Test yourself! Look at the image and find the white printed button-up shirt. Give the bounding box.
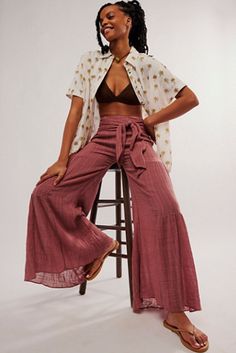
[66,45,186,173]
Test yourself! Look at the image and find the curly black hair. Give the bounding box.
[95,0,148,54]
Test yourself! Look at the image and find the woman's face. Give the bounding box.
[99,5,132,42]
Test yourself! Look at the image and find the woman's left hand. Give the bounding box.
[143,116,156,142]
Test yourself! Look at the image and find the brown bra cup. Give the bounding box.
[95,77,140,105]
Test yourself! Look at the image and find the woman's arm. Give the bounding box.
[36,95,84,186]
[144,86,199,129]
[57,95,84,164]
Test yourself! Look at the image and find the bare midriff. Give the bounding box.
[98,101,143,117]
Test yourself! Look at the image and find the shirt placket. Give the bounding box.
[123,61,144,106]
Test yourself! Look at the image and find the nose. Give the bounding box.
[101,22,109,32]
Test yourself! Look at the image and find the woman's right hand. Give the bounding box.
[36,160,68,186]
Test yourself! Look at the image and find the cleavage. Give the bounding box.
[105,80,131,98]
[104,64,131,97]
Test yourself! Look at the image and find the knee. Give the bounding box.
[31,176,56,198]
[162,195,181,214]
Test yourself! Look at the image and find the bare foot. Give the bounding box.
[166,311,208,350]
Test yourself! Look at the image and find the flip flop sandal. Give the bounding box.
[84,240,120,281]
[163,319,209,352]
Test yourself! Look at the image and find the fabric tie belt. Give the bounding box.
[115,120,150,177]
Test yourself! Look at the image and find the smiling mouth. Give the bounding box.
[103,27,114,35]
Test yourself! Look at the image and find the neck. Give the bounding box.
[109,41,131,58]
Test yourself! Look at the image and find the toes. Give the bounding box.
[202,334,208,345]
[195,334,208,347]
[184,331,206,349]
[198,332,208,346]
[193,328,208,347]
[182,332,201,349]
[189,336,201,348]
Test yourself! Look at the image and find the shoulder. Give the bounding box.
[142,53,165,68]
[76,49,102,68]
[134,52,165,72]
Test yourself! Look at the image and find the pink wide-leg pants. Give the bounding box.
[24,114,202,313]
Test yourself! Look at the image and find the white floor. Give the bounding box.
[1,232,235,353]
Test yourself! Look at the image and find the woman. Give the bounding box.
[24,1,209,351]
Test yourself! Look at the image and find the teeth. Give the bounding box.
[104,27,113,34]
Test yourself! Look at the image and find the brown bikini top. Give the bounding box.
[95,76,140,105]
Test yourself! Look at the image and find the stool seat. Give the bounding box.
[107,162,120,170]
[78,163,134,307]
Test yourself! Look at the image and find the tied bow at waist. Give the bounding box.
[115,120,150,177]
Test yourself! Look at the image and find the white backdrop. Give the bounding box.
[0,1,235,352]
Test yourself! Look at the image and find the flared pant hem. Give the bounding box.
[132,297,202,314]
[24,265,87,288]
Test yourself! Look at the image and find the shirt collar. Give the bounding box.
[99,45,139,67]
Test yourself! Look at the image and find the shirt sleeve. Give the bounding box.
[152,58,187,103]
[66,53,87,100]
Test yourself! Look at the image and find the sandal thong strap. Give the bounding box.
[175,324,196,336]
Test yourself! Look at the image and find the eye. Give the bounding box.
[99,12,114,27]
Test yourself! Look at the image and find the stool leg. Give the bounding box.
[121,167,133,308]
[79,181,102,295]
[115,170,122,278]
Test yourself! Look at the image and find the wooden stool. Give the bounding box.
[78,162,134,307]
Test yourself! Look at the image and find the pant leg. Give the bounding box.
[120,135,202,314]
[24,138,116,288]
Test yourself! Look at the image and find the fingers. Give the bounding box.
[145,127,155,142]
[53,174,64,185]
[35,174,54,186]
[36,168,55,186]
[53,168,68,185]
[144,124,155,140]
[35,162,68,187]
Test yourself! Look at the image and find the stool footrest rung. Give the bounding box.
[97,198,125,203]
[96,224,127,231]
[96,200,133,207]
[109,253,128,259]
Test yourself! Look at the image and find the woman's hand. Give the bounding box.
[36,160,68,186]
[143,116,156,142]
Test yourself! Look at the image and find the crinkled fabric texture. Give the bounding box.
[24,115,201,313]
